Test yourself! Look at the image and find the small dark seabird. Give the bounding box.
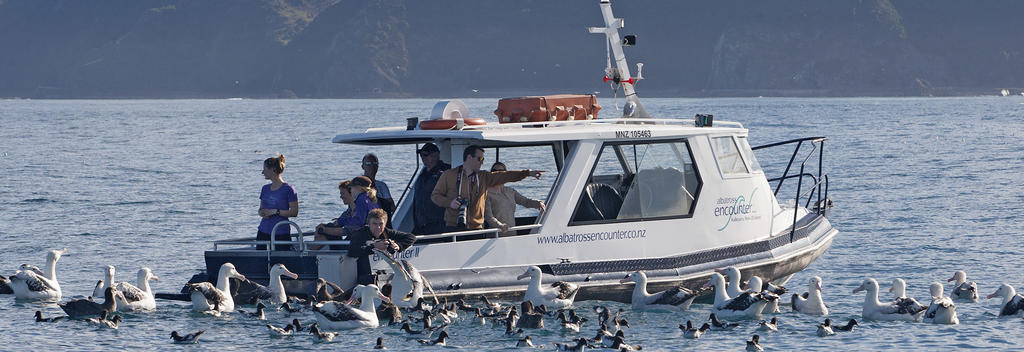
[417,330,449,346]
[239,302,266,320]
[832,318,859,332]
[170,330,204,344]
[746,334,763,351]
[516,335,535,347]
[34,310,66,323]
[709,313,740,330]
[552,337,588,351]
[374,336,387,349]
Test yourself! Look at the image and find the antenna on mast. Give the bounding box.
[588,0,648,118]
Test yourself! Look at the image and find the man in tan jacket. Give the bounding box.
[431,145,543,232]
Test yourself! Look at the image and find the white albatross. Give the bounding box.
[705,272,775,319]
[313,284,390,329]
[791,276,829,315]
[113,267,158,311]
[889,278,928,314]
[852,278,926,321]
[373,249,439,308]
[986,283,1024,317]
[92,265,115,299]
[187,262,246,312]
[716,267,746,298]
[10,248,67,301]
[619,271,701,311]
[924,282,958,324]
[517,266,579,309]
[947,270,979,302]
[746,276,784,313]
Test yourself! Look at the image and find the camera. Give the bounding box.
[456,197,469,226]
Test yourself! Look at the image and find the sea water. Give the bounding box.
[1,97,1022,350]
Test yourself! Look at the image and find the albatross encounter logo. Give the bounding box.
[715,188,759,231]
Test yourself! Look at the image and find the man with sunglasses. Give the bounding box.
[362,153,395,227]
[431,145,543,232]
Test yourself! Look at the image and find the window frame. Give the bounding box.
[568,138,703,226]
[711,135,753,179]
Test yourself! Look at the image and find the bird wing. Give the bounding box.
[953,282,978,299]
[1001,295,1024,316]
[59,298,105,317]
[315,302,371,322]
[14,270,54,292]
[113,282,146,302]
[372,249,411,280]
[188,282,225,305]
[764,282,787,295]
[892,297,927,315]
[720,292,763,311]
[232,278,272,301]
[649,286,696,306]
[550,281,580,300]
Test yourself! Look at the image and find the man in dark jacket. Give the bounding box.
[412,143,450,234]
[346,208,416,285]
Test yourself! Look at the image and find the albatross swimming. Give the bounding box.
[517,266,579,309]
[113,267,158,311]
[187,262,246,312]
[313,284,390,329]
[852,278,926,321]
[620,271,701,311]
[10,248,67,301]
[791,276,829,316]
[924,282,959,324]
[986,283,1024,317]
[947,270,979,302]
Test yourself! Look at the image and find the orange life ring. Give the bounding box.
[418,118,487,130]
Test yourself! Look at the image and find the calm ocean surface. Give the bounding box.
[1,97,1022,351]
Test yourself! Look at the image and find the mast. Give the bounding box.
[588,0,649,118]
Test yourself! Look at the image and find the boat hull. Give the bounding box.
[197,212,836,304]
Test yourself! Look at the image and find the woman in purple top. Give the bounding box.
[336,176,380,228]
[257,155,299,250]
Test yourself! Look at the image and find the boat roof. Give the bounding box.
[333,118,746,146]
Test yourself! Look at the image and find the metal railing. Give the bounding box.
[212,223,544,252]
[752,136,829,241]
[461,118,745,130]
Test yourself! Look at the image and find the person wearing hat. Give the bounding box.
[336,175,380,228]
[412,143,450,234]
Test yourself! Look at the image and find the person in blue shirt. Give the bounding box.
[338,175,380,227]
[257,155,299,250]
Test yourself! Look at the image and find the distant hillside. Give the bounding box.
[0,0,1021,98]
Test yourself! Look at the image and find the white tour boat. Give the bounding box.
[184,0,838,303]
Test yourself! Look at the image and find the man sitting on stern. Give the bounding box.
[346,208,416,285]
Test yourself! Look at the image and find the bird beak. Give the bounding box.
[378,291,391,303]
[852,285,864,294]
[816,282,823,292]
[285,270,298,279]
[946,276,955,282]
[234,273,247,281]
[713,268,725,274]
[619,275,631,284]
[702,280,711,288]
[151,275,160,282]
[986,292,998,299]
[516,272,529,280]
[888,286,894,293]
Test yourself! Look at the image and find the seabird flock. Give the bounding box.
[5,249,1023,349]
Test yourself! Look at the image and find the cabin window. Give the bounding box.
[735,136,763,173]
[711,136,749,175]
[570,139,701,224]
